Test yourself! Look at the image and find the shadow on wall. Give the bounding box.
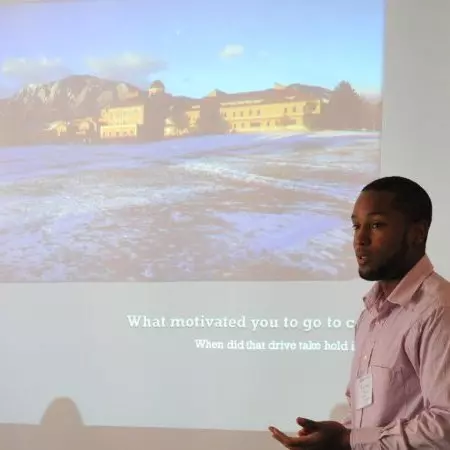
[0,398,347,450]
[329,402,350,422]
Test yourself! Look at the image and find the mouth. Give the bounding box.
[356,254,370,265]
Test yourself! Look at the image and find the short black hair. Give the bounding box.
[361,176,432,228]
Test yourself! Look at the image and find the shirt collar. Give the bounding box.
[363,254,434,310]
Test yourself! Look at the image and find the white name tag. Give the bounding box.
[355,373,373,410]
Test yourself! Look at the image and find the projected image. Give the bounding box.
[0,0,383,282]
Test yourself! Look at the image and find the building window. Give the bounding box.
[241,123,245,128]
[249,109,252,116]
[284,107,288,113]
[240,111,244,117]
[292,106,297,113]
[256,110,261,116]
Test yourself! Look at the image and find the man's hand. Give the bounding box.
[269,417,351,450]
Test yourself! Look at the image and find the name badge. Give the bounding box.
[355,373,373,410]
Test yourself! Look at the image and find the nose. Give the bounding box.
[354,226,371,246]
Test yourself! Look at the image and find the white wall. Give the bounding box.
[382,0,450,277]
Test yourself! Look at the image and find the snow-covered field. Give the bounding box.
[0,132,380,281]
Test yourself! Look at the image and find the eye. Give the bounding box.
[371,222,385,229]
[351,224,359,230]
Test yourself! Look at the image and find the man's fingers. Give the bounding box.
[296,417,318,430]
[269,427,302,446]
[269,427,291,446]
[269,426,316,448]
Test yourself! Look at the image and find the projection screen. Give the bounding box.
[10,0,448,449]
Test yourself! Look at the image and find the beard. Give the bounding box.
[358,232,410,281]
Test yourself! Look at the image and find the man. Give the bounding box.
[269,176,450,449]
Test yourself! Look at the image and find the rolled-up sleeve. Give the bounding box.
[350,305,450,450]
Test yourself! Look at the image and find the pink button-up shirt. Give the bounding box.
[345,255,450,449]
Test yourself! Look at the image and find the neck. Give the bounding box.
[379,251,425,298]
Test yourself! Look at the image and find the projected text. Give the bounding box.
[127,314,356,352]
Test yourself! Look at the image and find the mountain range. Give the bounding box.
[0,75,144,125]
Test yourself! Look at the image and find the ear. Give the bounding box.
[411,220,428,245]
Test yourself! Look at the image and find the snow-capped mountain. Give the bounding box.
[1,75,144,123]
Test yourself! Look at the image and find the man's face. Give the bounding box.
[351,190,417,281]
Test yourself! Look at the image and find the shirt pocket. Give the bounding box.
[364,365,406,427]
